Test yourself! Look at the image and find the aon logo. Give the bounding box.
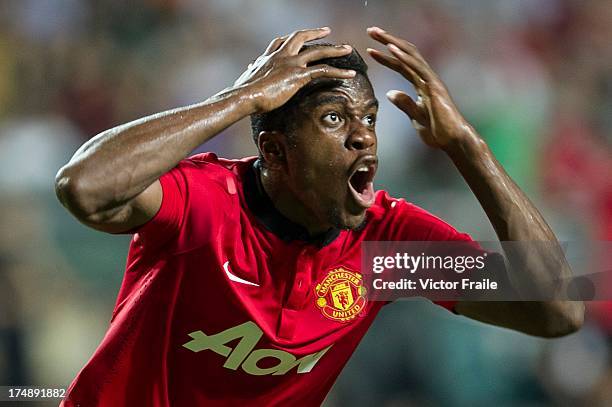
[182,321,332,376]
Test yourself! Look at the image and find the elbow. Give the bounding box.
[54,165,105,218]
[538,301,584,338]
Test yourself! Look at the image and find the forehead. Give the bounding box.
[300,75,377,110]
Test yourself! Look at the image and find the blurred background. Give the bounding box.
[0,0,611,406]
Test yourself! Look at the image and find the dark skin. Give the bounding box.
[56,27,583,337]
[260,74,379,235]
[55,27,357,233]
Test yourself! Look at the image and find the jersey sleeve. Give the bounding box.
[380,193,485,313]
[130,153,230,250]
[134,166,187,241]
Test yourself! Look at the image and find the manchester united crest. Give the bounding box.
[315,267,367,322]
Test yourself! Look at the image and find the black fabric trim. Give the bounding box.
[243,160,340,247]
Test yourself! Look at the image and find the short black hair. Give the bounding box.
[250,43,370,145]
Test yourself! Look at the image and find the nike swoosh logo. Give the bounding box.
[223,261,260,287]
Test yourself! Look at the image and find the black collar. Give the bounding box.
[243,160,341,247]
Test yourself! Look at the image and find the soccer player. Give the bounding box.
[55,27,584,406]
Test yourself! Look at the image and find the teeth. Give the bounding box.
[356,167,369,172]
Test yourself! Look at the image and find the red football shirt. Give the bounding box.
[61,154,472,407]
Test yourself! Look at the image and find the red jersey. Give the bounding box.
[61,154,471,407]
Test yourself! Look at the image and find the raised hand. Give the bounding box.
[234,27,357,114]
[366,26,474,150]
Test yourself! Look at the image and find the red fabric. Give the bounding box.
[61,154,476,407]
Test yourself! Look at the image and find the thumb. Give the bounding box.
[386,90,424,124]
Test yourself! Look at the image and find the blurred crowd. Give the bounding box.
[0,0,611,406]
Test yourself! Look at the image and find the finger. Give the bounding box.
[367,48,423,86]
[303,64,357,81]
[387,43,434,82]
[280,27,331,55]
[367,26,429,65]
[386,90,427,125]
[264,35,289,55]
[297,44,352,66]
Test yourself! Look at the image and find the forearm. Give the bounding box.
[56,87,255,216]
[446,131,557,239]
[446,130,584,336]
[365,26,583,336]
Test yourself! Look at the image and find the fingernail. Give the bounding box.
[348,70,356,76]
[321,26,330,30]
[366,47,375,53]
[386,90,400,98]
[342,44,352,50]
[368,26,384,32]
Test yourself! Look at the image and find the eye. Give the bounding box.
[322,112,343,126]
[362,115,376,127]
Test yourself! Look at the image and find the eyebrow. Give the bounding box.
[313,95,379,111]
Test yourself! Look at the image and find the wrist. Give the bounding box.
[238,83,265,115]
[228,81,270,115]
[207,84,261,116]
[443,126,487,160]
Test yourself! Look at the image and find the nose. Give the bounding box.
[346,123,376,151]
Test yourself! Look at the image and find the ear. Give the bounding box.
[258,131,287,170]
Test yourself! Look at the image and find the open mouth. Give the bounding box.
[348,157,377,209]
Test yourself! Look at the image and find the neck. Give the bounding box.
[258,165,332,237]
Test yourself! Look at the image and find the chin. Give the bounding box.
[332,210,367,231]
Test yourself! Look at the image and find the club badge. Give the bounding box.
[315,267,367,322]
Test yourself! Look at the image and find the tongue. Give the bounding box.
[349,171,375,207]
[360,182,375,205]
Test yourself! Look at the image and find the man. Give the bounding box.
[55,27,583,406]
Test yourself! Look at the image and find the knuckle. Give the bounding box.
[285,32,298,42]
[291,29,307,38]
[308,67,323,77]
